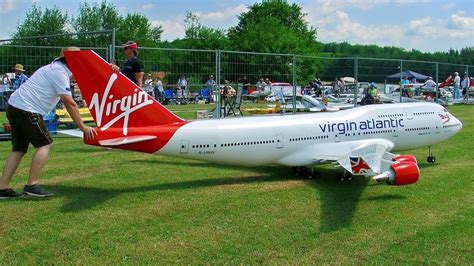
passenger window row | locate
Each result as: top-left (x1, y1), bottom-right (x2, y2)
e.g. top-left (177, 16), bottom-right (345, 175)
top-left (221, 140), bottom-right (275, 147)
top-left (378, 114), bottom-right (403, 118)
top-left (290, 135), bottom-right (329, 142)
top-left (414, 111), bottom-right (435, 115)
top-left (362, 129), bottom-right (395, 135)
top-left (405, 127), bottom-right (430, 131)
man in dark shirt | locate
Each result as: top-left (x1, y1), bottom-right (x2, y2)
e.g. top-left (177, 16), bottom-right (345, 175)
top-left (120, 41), bottom-right (144, 87)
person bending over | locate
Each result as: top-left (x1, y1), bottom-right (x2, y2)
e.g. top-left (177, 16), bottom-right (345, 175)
top-left (0, 47), bottom-right (96, 199)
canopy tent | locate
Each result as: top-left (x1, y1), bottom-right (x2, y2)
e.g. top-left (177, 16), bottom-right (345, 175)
top-left (386, 70), bottom-right (429, 80)
top-left (342, 77), bottom-right (355, 83)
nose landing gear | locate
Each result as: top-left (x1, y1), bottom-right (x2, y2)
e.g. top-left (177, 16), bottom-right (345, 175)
top-left (427, 146), bottom-right (436, 163)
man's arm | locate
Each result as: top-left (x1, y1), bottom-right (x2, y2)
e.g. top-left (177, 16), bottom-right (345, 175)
top-left (135, 72), bottom-right (144, 88)
top-left (60, 94), bottom-right (97, 140)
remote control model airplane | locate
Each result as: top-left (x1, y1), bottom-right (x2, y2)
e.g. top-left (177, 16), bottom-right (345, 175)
top-left (63, 50), bottom-right (462, 186)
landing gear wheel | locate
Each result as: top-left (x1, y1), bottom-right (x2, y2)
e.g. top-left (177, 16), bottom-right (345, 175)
top-left (427, 146), bottom-right (436, 164)
top-left (339, 171), bottom-right (353, 182)
top-left (427, 156), bottom-right (436, 163)
top-left (303, 167), bottom-right (318, 179)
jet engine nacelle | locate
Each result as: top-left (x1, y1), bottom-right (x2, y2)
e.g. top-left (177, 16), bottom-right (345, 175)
top-left (393, 155), bottom-right (418, 164)
top-left (372, 161), bottom-right (420, 186)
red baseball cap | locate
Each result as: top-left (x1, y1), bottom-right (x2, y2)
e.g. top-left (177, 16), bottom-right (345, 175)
top-left (123, 41), bottom-right (138, 50)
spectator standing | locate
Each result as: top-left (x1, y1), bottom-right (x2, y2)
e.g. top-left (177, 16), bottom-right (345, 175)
top-left (118, 41), bottom-right (144, 87)
top-left (461, 72), bottom-right (469, 103)
top-left (2, 73), bottom-right (11, 91)
top-left (177, 75), bottom-right (187, 97)
top-left (264, 78), bottom-right (272, 87)
top-left (453, 72), bottom-right (461, 99)
top-left (332, 78), bottom-right (341, 98)
top-left (275, 88), bottom-right (285, 114)
top-left (144, 74), bottom-right (154, 96)
top-left (205, 75), bottom-right (216, 103)
top-left (256, 78), bottom-right (266, 93)
top-left (339, 77), bottom-right (346, 93)
top-left (314, 80), bottom-right (322, 97)
top-left (12, 64), bottom-right (28, 91)
top-left (0, 47), bottom-right (96, 199)
top-left (424, 77), bottom-right (436, 90)
top-left (242, 76), bottom-right (250, 95)
top-left (154, 77), bottom-right (164, 103)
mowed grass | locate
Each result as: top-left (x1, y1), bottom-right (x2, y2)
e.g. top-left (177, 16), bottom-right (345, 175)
top-left (0, 105), bottom-right (473, 264)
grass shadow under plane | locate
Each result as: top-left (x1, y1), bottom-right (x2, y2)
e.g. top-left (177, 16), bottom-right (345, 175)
top-left (306, 168), bottom-right (369, 233)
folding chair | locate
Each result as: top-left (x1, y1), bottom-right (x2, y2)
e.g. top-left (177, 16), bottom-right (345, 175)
top-left (226, 86), bottom-right (243, 116)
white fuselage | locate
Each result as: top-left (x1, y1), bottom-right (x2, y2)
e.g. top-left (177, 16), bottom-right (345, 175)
top-left (159, 103), bottom-right (462, 167)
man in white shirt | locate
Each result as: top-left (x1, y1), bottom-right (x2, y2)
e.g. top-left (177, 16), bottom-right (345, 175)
top-left (453, 72), bottom-right (461, 99)
top-left (0, 47), bottom-right (96, 199)
top-left (423, 77), bottom-right (437, 90)
top-left (144, 74), bottom-right (154, 96)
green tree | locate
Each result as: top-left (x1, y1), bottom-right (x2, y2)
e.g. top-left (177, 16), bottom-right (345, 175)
top-left (118, 13), bottom-right (162, 46)
top-left (227, 0), bottom-right (320, 83)
top-left (228, 0), bottom-right (319, 54)
top-left (173, 11), bottom-right (229, 50)
top-left (12, 5), bottom-right (69, 45)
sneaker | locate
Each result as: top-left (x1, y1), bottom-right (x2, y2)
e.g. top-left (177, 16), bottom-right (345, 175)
top-left (0, 188), bottom-right (24, 199)
top-left (23, 184), bottom-right (54, 198)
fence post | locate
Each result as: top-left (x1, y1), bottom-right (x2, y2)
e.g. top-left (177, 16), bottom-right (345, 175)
top-left (354, 56), bottom-right (358, 107)
top-left (216, 49), bottom-right (221, 119)
top-left (399, 59), bottom-right (403, 103)
top-left (435, 62), bottom-right (439, 102)
top-left (110, 28), bottom-right (116, 63)
top-left (292, 54), bottom-right (297, 114)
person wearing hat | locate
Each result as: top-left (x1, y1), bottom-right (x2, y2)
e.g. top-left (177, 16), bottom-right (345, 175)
top-left (12, 64), bottom-right (28, 91)
top-left (205, 74), bottom-right (216, 102)
top-left (423, 76), bottom-right (436, 91)
top-left (0, 47), bottom-right (97, 199)
top-left (113, 41), bottom-right (144, 88)
top-left (144, 73), bottom-right (154, 96)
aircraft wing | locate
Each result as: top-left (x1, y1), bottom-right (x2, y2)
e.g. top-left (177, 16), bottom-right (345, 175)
top-left (314, 139), bottom-right (395, 176)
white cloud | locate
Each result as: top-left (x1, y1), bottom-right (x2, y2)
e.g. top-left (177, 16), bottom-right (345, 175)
top-left (1, 0), bottom-right (15, 13)
top-left (151, 18), bottom-right (185, 41)
top-left (197, 4), bottom-right (248, 22)
top-left (320, 10), bottom-right (404, 46)
top-left (141, 3), bottom-right (155, 10)
top-left (445, 12), bottom-right (474, 39)
top-left (303, 0), bottom-right (474, 51)
top-left (448, 12), bottom-right (474, 29)
top-left (442, 2), bottom-right (456, 9)
top-left (154, 4), bottom-right (248, 41)
top-left (394, 0), bottom-right (432, 5)
top-left (408, 16), bottom-right (432, 28)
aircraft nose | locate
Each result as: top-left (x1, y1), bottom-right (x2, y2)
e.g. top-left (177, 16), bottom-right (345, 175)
top-left (451, 114), bottom-right (463, 133)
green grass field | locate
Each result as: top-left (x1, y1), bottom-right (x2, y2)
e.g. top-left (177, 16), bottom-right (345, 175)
top-left (0, 105), bottom-right (473, 264)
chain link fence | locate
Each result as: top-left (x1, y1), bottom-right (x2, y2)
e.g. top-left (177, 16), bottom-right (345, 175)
top-left (1, 31), bottom-right (473, 118)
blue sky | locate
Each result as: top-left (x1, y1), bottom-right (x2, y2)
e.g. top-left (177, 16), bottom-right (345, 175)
top-left (1, 0), bottom-right (473, 52)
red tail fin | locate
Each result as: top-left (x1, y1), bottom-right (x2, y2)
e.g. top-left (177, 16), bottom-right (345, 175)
top-left (64, 50), bottom-right (184, 135)
top-left (439, 75), bottom-right (453, 88)
top-left (64, 50), bottom-right (186, 153)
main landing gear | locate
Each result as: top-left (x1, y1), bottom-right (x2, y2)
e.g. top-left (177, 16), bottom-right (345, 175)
top-left (427, 146), bottom-right (436, 163)
top-left (339, 171), bottom-right (353, 182)
top-left (291, 167), bottom-right (320, 179)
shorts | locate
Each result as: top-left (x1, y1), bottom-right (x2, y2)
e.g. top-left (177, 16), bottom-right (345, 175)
top-left (6, 105), bottom-right (53, 153)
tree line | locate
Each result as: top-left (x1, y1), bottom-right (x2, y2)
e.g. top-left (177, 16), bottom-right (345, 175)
top-left (2, 0), bottom-right (472, 85)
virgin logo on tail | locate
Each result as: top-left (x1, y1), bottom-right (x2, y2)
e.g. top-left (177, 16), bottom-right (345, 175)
top-left (88, 73), bottom-right (153, 135)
